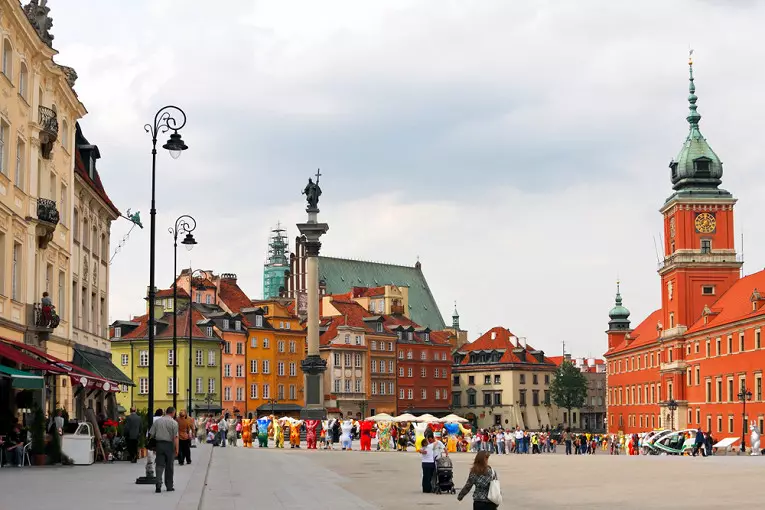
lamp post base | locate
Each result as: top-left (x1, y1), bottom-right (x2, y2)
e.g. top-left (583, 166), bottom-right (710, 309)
top-left (135, 475), bottom-right (157, 485)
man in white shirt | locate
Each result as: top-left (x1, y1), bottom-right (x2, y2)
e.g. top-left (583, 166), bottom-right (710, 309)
top-left (218, 414), bottom-right (229, 448)
top-left (497, 430), bottom-right (506, 454)
top-left (515, 427), bottom-right (524, 454)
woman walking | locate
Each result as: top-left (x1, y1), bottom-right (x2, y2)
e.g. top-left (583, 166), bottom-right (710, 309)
top-left (457, 451), bottom-right (498, 509)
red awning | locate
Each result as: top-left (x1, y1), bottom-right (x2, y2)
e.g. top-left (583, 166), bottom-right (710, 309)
top-left (0, 340), bottom-right (66, 374)
top-left (0, 340), bottom-right (119, 392)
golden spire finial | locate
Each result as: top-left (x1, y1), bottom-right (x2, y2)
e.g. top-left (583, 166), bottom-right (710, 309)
top-left (688, 48), bottom-right (694, 66)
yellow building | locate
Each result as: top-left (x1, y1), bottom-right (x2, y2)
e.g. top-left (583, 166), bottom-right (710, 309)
top-left (110, 303), bottom-right (224, 414)
top-left (0, 0), bottom-right (88, 414)
top-left (244, 300), bottom-right (306, 417)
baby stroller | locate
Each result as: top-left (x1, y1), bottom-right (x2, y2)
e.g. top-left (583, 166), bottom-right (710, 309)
top-left (432, 454), bottom-right (456, 494)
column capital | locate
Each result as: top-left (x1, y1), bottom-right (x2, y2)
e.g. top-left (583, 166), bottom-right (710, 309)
top-left (301, 355), bottom-right (327, 375)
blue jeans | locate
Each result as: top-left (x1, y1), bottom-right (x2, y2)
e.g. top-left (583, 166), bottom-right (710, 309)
top-left (565, 440), bottom-right (572, 455)
top-left (497, 441), bottom-right (505, 454)
top-left (219, 431), bottom-right (227, 446)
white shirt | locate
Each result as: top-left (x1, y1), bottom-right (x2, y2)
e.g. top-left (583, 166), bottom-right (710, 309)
top-left (515, 430), bottom-right (523, 440)
top-left (421, 441), bottom-right (437, 463)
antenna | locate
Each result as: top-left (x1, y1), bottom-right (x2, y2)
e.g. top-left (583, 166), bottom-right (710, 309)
top-left (652, 236), bottom-right (661, 264)
top-left (562, 340), bottom-right (566, 357)
top-left (741, 232), bottom-right (745, 277)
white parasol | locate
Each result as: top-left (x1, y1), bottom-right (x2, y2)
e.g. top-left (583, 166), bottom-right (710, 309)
top-left (393, 413), bottom-right (419, 422)
top-left (417, 413), bottom-right (439, 423)
top-left (367, 413), bottom-right (395, 422)
top-left (438, 413), bottom-right (469, 423)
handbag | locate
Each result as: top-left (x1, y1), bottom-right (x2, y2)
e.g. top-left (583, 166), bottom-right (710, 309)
top-left (487, 468), bottom-right (503, 506)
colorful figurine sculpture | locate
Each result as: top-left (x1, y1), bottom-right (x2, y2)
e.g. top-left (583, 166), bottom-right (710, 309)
top-left (242, 414), bottom-right (254, 448)
top-left (397, 422), bottom-right (410, 451)
top-left (290, 419), bottom-right (303, 448)
top-left (430, 422), bottom-right (444, 441)
top-left (413, 422), bottom-right (429, 450)
top-left (305, 419), bottom-right (320, 449)
top-left (359, 420), bottom-right (373, 451)
top-left (377, 420), bottom-right (392, 451)
top-left (257, 416), bottom-right (270, 447)
top-left (444, 422), bottom-right (460, 453)
top-left (340, 419), bottom-right (354, 450)
top-left (276, 418), bottom-right (286, 448)
top-left (750, 421), bottom-right (761, 456)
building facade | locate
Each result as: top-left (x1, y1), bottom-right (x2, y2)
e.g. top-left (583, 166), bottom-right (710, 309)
top-left (549, 354), bottom-right (607, 432)
top-left (605, 58), bottom-right (765, 441)
top-left (452, 328), bottom-right (560, 430)
top-left (110, 303), bottom-right (224, 413)
top-left (242, 300), bottom-right (305, 417)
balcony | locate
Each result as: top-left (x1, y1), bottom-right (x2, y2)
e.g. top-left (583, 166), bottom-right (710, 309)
top-left (31, 198), bottom-right (59, 249)
top-left (30, 302), bottom-right (60, 331)
top-left (333, 392), bottom-right (366, 400)
top-left (38, 106), bottom-right (58, 158)
top-left (390, 304), bottom-right (405, 315)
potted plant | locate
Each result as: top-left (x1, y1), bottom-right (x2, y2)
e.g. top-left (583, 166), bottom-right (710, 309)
top-left (31, 405), bottom-right (47, 465)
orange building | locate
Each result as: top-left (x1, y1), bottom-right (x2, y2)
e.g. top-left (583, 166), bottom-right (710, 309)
top-left (605, 58), bottom-right (765, 443)
top-left (243, 300), bottom-right (305, 417)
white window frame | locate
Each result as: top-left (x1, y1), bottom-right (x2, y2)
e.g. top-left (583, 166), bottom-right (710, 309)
top-left (196, 349), bottom-right (203, 366)
top-left (250, 383), bottom-right (258, 399)
top-left (208, 350), bottom-right (216, 366)
top-left (139, 378), bottom-right (148, 394)
top-left (167, 349), bottom-right (175, 366)
top-left (208, 378), bottom-right (215, 394)
top-left (120, 354), bottom-right (129, 366)
top-left (139, 350), bottom-right (149, 367)
top-left (250, 359), bottom-right (258, 373)
top-left (196, 377), bottom-right (203, 394)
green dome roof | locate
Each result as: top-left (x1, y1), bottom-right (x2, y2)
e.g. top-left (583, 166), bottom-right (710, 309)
top-left (608, 282), bottom-right (631, 331)
top-left (668, 57), bottom-right (730, 199)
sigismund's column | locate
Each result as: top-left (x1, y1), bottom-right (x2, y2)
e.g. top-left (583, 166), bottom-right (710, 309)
top-left (298, 171), bottom-right (329, 420)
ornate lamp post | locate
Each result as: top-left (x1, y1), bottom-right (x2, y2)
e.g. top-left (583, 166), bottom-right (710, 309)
top-left (738, 387), bottom-right (752, 454)
top-left (267, 398), bottom-right (278, 416)
top-left (186, 268), bottom-right (205, 415)
top-left (169, 215), bottom-right (197, 410)
top-left (144, 106), bottom-right (188, 431)
top-left (667, 399), bottom-right (678, 431)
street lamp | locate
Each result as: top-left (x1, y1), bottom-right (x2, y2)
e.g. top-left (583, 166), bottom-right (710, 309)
top-left (666, 399), bottom-right (678, 431)
top-left (169, 215), bottom-right (197, 410)
top-left (267, 398), bottom-right (278, 416)
top-left (144, 106), bottom-right (188, 433)
top-left (186, 269), bottom-right (205, 415)
top-left (738, 387), bottom-right (752, 454)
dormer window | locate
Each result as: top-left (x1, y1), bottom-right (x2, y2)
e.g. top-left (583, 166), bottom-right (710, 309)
top-left (206, 326), bottom-right (213, 337)
top-left (235, 320), bottom-right (241, 331)
top-left (396, 331), bottom-right (402, 340)
top-left (223, 319), bottom-right (230, 330)
top-left (423, 332), bottom-right (430, 342)
top-left (114, 327), bottom-right (121, 338)
top-left (376, 322), bottom-right (383, 333)
top-left (407, 332), bottom-right (413, 341)
top-left (694, 158), bottom-right (710, 176)
top-left (255, 315), bottom-right (263, 328)
top-left (670, 161), bottom-right (678, 180)
top-left (345, 334), bottom-right (350, 344)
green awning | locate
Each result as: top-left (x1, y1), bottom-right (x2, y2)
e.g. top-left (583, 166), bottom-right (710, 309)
top-left (0, 365), bottom-right (44, 389)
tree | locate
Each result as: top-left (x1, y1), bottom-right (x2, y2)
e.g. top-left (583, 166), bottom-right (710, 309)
top-left (549, 361), bottom-right (588, 428)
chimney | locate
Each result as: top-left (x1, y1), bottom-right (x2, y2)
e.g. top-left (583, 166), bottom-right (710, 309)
top-left (564, 353), bottom-right (572, 363)
top-left (519, 337), bottom-right (527, 349)
top-left (490, 331), bottom-right (497, 341)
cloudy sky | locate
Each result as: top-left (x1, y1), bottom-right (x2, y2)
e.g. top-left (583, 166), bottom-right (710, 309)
top-left (51, 0), bottom-right (765, 358)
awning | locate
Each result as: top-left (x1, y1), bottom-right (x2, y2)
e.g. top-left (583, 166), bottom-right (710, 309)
top-left (0, 340), bottom-right (65, 374)
top-left (72, 346), bottom-right (134, 386)
top-left (1, 340), bottom-right (119, 392)
top-left (0, 365), bottom-right (45, 389)
top-left (255, 403), bottom-right (303, 413)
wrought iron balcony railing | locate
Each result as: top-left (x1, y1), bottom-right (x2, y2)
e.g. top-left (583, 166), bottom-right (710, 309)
top-left (38, 106), bottom-right (59, 139)
top-left (37, 198), bottom-right (59, 225)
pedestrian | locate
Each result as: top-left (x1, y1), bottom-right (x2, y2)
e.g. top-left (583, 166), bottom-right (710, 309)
top-left (564, 428), bottom-right (572, 455)
top-left (124, 407), bottom-right (142, 463)
top-left (692, 427), bottom-right (705, 457)
top-left (148, 406), bottom-right (179, 493)
top-left (419, 432), bottom-right (438, 493)
top-left (457, 451), bottom-right (498, 510)
top-left (176, 409), bottom-right (195, 465)
top-left (218, 414), bottom-right (229, 447)
top-left (705, 431), bottom-right (714, 456)
top-left (496, 430), bottom-right (505, 454)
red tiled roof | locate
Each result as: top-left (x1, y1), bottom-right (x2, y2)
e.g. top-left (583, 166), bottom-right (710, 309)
top-left (218, 279), bottom-right (251, 314)
top-left (686, 271), bottom-right (765, 334)
top-left (352, 286), bottom-right (385, 298)
top-left (74, 145), bottom-right (120, 217)
top-left (548, 355), bottom-right (564, 366)
top-left (605, 309), bottom-right (662, 356)
top-left (119, 306), bottom-right (218, 340)
top-left (155, 288), bottom-right (189, 299)
top-left (456, 327), bottom-right (555, 366)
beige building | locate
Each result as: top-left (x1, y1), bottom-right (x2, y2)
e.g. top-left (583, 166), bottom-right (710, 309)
top-left (452, 328), bottom-right (565, 430)
top-left (0, 1), bottom-right (128, 416)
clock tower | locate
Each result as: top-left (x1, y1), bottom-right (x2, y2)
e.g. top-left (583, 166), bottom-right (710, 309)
top-left (658, 55), bottom-right (742, 333)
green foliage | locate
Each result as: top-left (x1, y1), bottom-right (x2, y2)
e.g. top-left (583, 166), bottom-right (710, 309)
top-left (48, 425), bottom-right (62, 464)
top-left (549, 361), bottom-right (588, 421)
top-left (31, 405), bottom-right (46, 455)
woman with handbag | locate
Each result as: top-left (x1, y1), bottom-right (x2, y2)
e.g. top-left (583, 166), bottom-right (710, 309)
top-left (457, 451), bottom-right (502, 509)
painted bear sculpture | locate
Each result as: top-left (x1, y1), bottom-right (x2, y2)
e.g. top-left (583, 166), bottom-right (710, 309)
top-left (359, 420), bottom-right (373, 451)
top-left (305, 419), bottom-right (320, 449)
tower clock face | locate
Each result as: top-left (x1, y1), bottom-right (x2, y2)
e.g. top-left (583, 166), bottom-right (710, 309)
top-left (694, 212), bottom-right (716, 234)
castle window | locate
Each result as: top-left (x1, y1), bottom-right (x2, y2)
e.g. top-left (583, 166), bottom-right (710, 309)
top-left (702, 285), bottom-right (714, 296)
top-left (701, 239), bottom-right (712, 254)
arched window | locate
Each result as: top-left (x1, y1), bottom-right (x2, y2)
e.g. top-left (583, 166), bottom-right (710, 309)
top-left (19, 62), bottom-right (28, 100)
top-left (101, 234), bottom-right (107, 260)
top-left (1, 39), bottom-right (11, 78)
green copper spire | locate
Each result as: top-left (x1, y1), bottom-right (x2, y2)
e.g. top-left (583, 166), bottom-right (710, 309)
top-left (667, 52), bottom-right (730, 200)
top-left (608, 280), bottom-right (631, 331)
top-left (452, 301), bottom-right (460, 330)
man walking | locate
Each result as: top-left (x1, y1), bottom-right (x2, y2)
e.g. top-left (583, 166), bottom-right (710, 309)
top-left (149, 406), bottom-right (179, 493)
top-left (124, 407), bottom-right (142, 463)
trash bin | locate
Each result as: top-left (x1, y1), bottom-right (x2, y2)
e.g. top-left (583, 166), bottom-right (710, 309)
top-left (62, 422), bottom-right (95, 465)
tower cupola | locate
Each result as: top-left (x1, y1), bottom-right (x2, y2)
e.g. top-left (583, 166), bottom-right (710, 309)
top-left (608, 281), bottom-right (631, 331)
top-left (668, 52), bottom-right (730, 200)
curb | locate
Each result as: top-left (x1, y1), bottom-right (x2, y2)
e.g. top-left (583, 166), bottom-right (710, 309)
top-left (175, 445), bottom-right (213, 509)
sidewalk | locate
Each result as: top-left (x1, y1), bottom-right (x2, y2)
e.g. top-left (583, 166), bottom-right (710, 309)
top-left (201, 446), bottom-right (377, 510)
top-left (0, 444), bottom-right (212, 510)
